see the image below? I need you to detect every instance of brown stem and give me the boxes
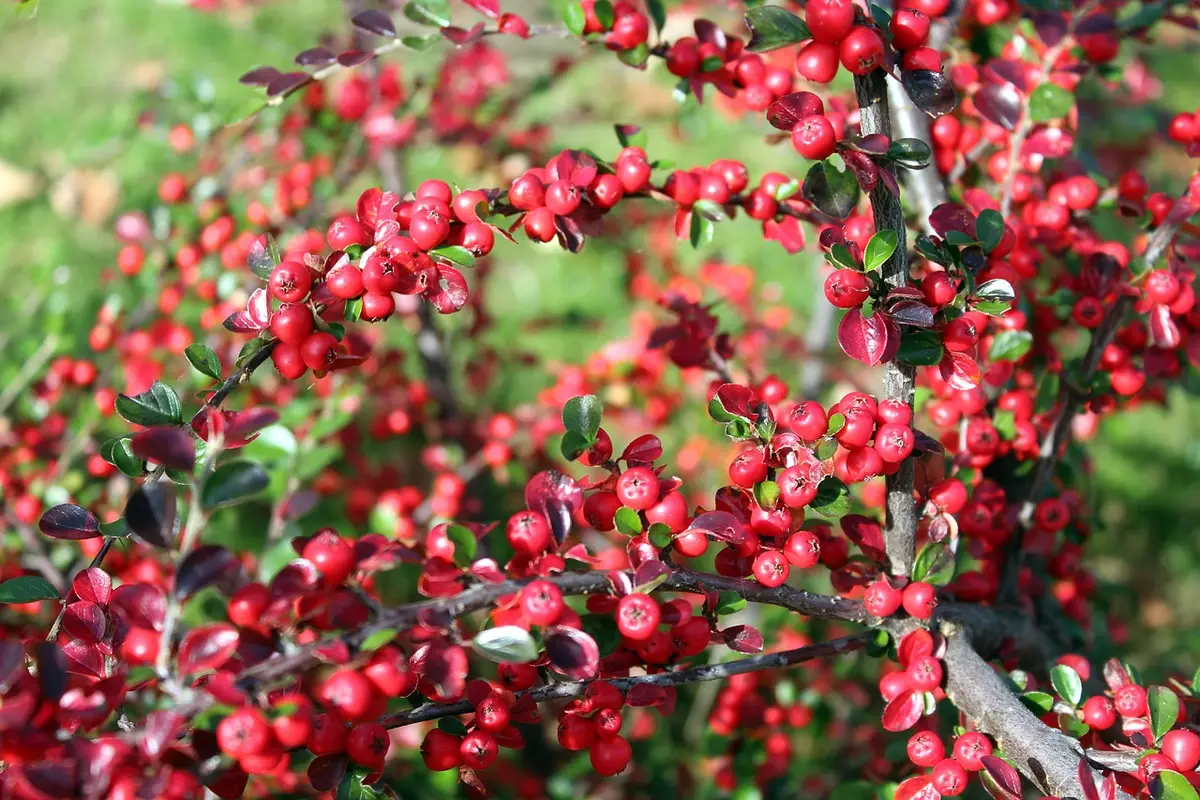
[854,68,918,578]
[377,633,871,728]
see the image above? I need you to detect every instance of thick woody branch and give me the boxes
[854,68,918,578]
[377,633,872,728]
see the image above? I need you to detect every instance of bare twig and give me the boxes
[0,334,59,417]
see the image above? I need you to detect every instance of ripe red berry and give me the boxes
[616,466,661,510]
[824,268,871,308]
[300,332,340,372]
[521,579,565,626]
[270,695,314,749]
[1144,269,1182,304]
[217,708,271,760]
[952,731,992,770]
[1162,729,1200,772]
[1081,695,1116,730]
[874,422,915,463]
[318,669,381,723]
[864,578,903,617]
[460,730,498,770]
[510,174,546,211]
[270,304,315,346]
[907,731,945,767]
[269,261,313,303]
[1114,684,1148,717]
[363,646,415,698]
[475,694,512,732]
[795,41,840,83]
[876,398,913,426]
[616,593,661,640]
[931,758,968,796]
[791,116,838,160]
[327,216,371,250]
[326,263,365,300]
[902,46,943,71]
[728,447,769,488]
[421,729,463,771]
[839,26,886,75]
[347,723,390,767]
[302,528,356,587]
[645,491,689,533]
[272,342,307,380]
[902,581,937,619]
[588,173,625,209]
[227,583,270,628]
[589,735,632,776]
[545,180,582,216]
[806,0,856,43]
[788,400,829,440]
[783,530,821,568]
[594,707,624,738]
[507,510,553,554]
[524,207,558,243]
[890,8,931,49]
[752,549,790,587]
[907,655,944,691]
[558,713,595,750]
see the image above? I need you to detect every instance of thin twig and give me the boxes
[0,334,59,416]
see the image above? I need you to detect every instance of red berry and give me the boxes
[300,332,340,372]
[902,581,937,619]
[270,695,314,749]
[788,401,829,440]
[589,735,632,776]
[507,510,553,554]
[270,304,315,346]
[521,579,565,626]
[347,723,390,767]
[558,713,595,750]
[545,180,582,216]
[874,422,915,463]
[928,478,968,514]
[272,343,307,380]
[1114,684,1148,717]
[839,26,886,75]
[616,466,660,510]
[363,646,415,698]
[509,174,546,211]
[326,263,365,300]
[269,261,313,303]
[864,579,903,617]
[327,216,371,250]
[728,447,769,488]
[890,8,931,49]
[1081,696,1117,730]
[795,41,840,83]
[616,593,661,640]
[791,116,838,160]
[217,709,271,759]
[907,655,944,691]
[902,46,943,72]
[806,0,856,43]
[952,731,992,770]
[524,207,558,242]
[421,729,462,771]
[318,669,380,723]
[1163,729,1200,772]
[824,268,871,308]
[907,731,945,767]
[302,528,356,587]
[475,694,512,732]
[460,730,498,770]
[931,758,968,796]
[594,707,623,738]
[645,491,689,533]
[752,549,790,587]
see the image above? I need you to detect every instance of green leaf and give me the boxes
[826,412,846,436]
[1153,771,1200,800]
[815,437,838,460]
[802,160,860,221]
[184,345,222,381]
[693,198,728,222]
[116,381,183,427]
[915,234,951,266]
[360,628,398,651]
[1021,690,1055,715]
[430,245,476,267]
[1149,685,1181,744]
[754,480,780,510]
[593,0,614,27]
[645,0,665,32]
[993,409,1017,440]
[897,330,945,366]
[717,590,746,615]
[989,330,1033,362]
[744,5,811,52]
[1050,664,1083,707]
[562,395,603,441]
[648,522,673,549]
[724,419,754,441]
[945,230,978,247]
[201,461,269,510]
[810,477,850,517]
[911,541,956,585]
[344,296,363,322]
[560,430,592,461]
[773,179,800,202]
[689,211,714,248]
[235,337,269,369]
[438,716,468,735]
[887,138,932,168]
[614,506,643,536]
[864,230,898,272]
[562,1,586,35]
[974,300,1012,316]
[404,0,451,27]
[614,124,647,150]
[337,766,382,800]
[265,234,281,267]
[974,209,1005,253]
[473,625,539,663]
[1029,82,1074,122]
[445,524,477,567]
[401,33,439,50]
[0,575,59,604]
[102,435,146,477]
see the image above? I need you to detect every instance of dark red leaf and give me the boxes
[22,761,78,798]
[939,351,981,390]
[425,264,469,314]
[313,639,351,665]
[544,626,600,680]
[897,629,936,667]
[0,641,25,693]
[554,214,586,253]
[265,71,310,98]
[714,383,754,418]
[838,307,896,366]
[721,625,764,653]
[72,567,112,607]
[1078,758,1102,800]
[882,688,924,732]
[841,149,880,193]
[981,755,1021,799]
[901,69,958,117]
[633,560,671,592]
[929,203,977,238]
[351,9,396,37]
[130,427,195,471]
[621,434,663,465]
[61,639,105,678]
[1103,658,1132,690]
[337,49,373,67]
[841,514,886,562]
[307,755,348,792]
[443,22,486,44]
[1150,304,1181,348]
[38,504,100,540]
[763,216,806,253]
[687,510,746,544]
[239,66,282,86]
[983,58,1029,90]
[525,470,583,545]
[765,91,824,131]
[1033,11,1068,45]
[124,481,177,550]
[140,710,183,761]
[626,683,668,707]
[270,559,322,599]
[975,82,1022,131]
[62,601,106,643]
[295,47,336,66]
[177,623,240,675]
[110,583,166,630]
[889,299,936,328]
[175,545,240,600]
[895,775,940,800]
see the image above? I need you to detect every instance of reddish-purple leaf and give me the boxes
[443,22,486,44]
[929,203,977,238]
[975,82,1022,131]
[1151,304,1182,348]
[1103,658,1132,690]
[462,0,500,17]
[63,601,106,643]
[939,351,982,390]
[223,288,270,333]
[895,775,940,800]
[525,470,583,545]
[626,683,668,707]
[313,639,351,665]
[765,91,825,131]
[38,504,101,540]
[72,567,112,607]
[239,66,282,86]
[270,559,321,599]
[1078,758,1102,800]
[469,558,506,584]
[295,47,336,66]
[882,688,924,731]
[841,514,886,562]
[266,71,310,98]
[633,560,672,593]
[351,9,396,37]
[0,641,25,693]
[61,639,105,678]
[1032,10,1068,45]
[554,213,586,253]
[34,642,68,702]
[124,481,177,550]
[1024,125,1073,157]
[621,434,663,465]
[889,299,936,328]
[110,583,166,630]
[714,383,753,419]
[130,427,195,471]
[175,545,240,600]
[21,761,78,798]
[981,755,1022,799]
[901,69,958,117]
[544,626,600,680]
[426,265,469,314]
[140,710,183,761]
[307,755,348,792]
[842,149,880,193]
[722,625,764,654]
[177,623,240,675]
[838,307,896,366]
[687,510,746,544]
[73,737,127,797]
[337,49,373,67]
[763,216,806,253]
[983,58,1029,90]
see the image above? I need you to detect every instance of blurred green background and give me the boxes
[1,0,1199,724]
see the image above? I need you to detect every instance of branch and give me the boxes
[854,68,918,578]
[376,633,872,728]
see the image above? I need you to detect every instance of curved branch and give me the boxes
[377,633,872,728]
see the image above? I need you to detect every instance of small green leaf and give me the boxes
[593,0,615,27]
[438,717,468,736]
[184,345,222,381]
[897,330,945,366]
[864,230,898,272]
[562,395,603,441]
[615,506,643,536]
[975,209,1005,253]
[645,0,665,31]
[401,33,439,50]
[810,477,850,517]
[0,575,59,604]
[560,430,592,461]
[265,234,281,266]
[911,541,956,585]
[724,418,754,441]
[815,437,838,460]
[614,124,647,150]
[404,0,451,26]
[1029,82,1074,122]
[344,296,363,322]
[744,5,811,52]
[717,590,747,615]
[1021,690,1055,715]
[974,300,1012,316]
[473,625,539,663]
[360,629,398,651]
[802,159,860,221]
[445,524,477,567]
[693,198,728,222]
[102,435,146,477]
[235,337,269,369]
[887,138,932,168]
[116,381,183,427]
[648,522,673,549]
[945,230,978,247]
[201,461,270,510]
[1153,770,1200,800]
[989,330,1033,362]
[1149,686,1181,744]
[993,409,1017,440]
[336,765,382,800]
[773,179,800,202]
[1050,664,1083,707]
[689,211,714,248]
[826,412,846,436]
[430,245,476,267]
[754,480,780,510]
[827,244,857,271]
[562,1,586,34]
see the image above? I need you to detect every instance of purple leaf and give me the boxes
[1033,11,1068,46]
[124,481,177,550]
[722,625,764,653]
[929,203,977,238]
[687,510,746,544]
[38,504,101,540]
[838,308,897,366]
[621,434,663,465]
[633,560,672,593]
[307,755,348,792]
[765,91,825,131]
[525,470,583,544]
[177,623,240,675]
[337,49,373,67]
[130,427,196,471]
[889,299,936,328]
[175,545,240,600]
[0,641,25,693]
[110,583,167,630]
[295,47,337,66]
[543,626,600,680]
[975,83,1022,131]
[35,642,68,701]
[426,264,469,314]
[981,755,1022,799]
[266,71,310,99]
[841,514,886,562]
[351,9,397,37]
[239,66,282,86]
[901,70,958,118]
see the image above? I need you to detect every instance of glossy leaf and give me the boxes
[473,625,539,663]
[975,82,1022,131]
[115,381,182,427]
[901,70,958,118]
[1050,663,1083,706]
[989,330,1033,362]
[810,477,850,517]
[882,688,924,731]
[184,344,221,380]
[175,545,240,600]
[0,576,59,604]
[351,9,396,37]
[38,504,101,540]
[404,0,451,27]
[72,568,111,606]
[543,626,600,680]
[130,427,196,471]
[803,160,860,221]
[864,230,898,272]
[201,461,269,510]
[897,330,944,366]
[722,625,764,653]
[125,482,177,550]
[177,623,240,675]
[445,524,477,567]
[1029,82,1074,122]
[888,138,933,168]
[1151,771,1200,800]
[1149,685,1181,743]
[838,307,898,366]
[980,755,1022,799]
[562,395,602,441]
[744,5,810,52]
